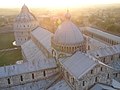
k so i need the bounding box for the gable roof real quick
[0,40,56,79]
[31,27,53,53]
[86,27,120,43]
[89,44,120,58]
[60,51,98,80]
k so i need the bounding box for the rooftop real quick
[86,27,120,43]
[89,44,120,58]
[60,51,97,80]
[90,83,117,90]
[31,27,53,53]
[48,80,71,90]
[0,40,56,78]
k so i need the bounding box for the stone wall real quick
[83,30,119,45]
[77,64,113,90]
[0,67,58,89]
[97,53,120,64]
[61,63,113,90]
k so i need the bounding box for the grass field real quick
[0,49,22,66]
[0,33,22,67]
[0,33,15,49]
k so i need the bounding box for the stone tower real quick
[13,4,39,46]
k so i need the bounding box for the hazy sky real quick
[0,0,120,8]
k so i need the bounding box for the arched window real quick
[101,67,103,71]
[72,47,74,51]
[115,73,118,77]
[103,58,105,63]
[111,56,113,60]
[88,45,90,50]
[107,74,109,79]
[20,75,23,81]
[32,73,34,79]
[83,81,85,86]
[91,70,93,74]
[72,78,74,85]
[43,71,46,77]
[95,77,97,82]
[7,78,11,84]
[66,72,69,80]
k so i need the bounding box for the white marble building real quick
[14,4,39,46]
[0,5,120,90]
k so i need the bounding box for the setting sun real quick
[0,0,120,8]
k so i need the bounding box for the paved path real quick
[0,47,19,52]
[0,29,13,34]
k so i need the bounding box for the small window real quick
[111,56,113,60]
[115,73,118,77]
[8,78,11,84]
[83,81,85,86]
[32,73,34,79]
[101,67,103,71]
[95,77,97,82]
[107,74,109,79]
[91,70,93,74]
[103,58,105,63]
[72,78,74,85]
[96,54,99,57]
[72,47,74,51]
[43,71,46,77]
[66,72,69,79]
[88,45,90,50]
[20,76,23,81]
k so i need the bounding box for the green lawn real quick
[0,33,15,49]
[0,33,22,67]
[0,49,22,66]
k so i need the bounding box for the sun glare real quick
[0,0,120,8]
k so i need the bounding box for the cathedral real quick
[0,5,120,90]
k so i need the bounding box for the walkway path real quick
[0,47,19,52]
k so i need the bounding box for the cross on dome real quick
[65,9,71,20]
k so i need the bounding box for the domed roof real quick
[54,20,84,45]
[15,4,37,22]
[53,10,84,45]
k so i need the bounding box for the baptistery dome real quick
[15,4,37,22]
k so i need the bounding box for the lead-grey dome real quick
[54,10,84,45]
[54,19,84,45]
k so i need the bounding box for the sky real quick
[0,0,120,8]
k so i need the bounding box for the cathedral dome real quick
[15,4,37,22]
[51,11,86,54]
[54,11,84,45]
